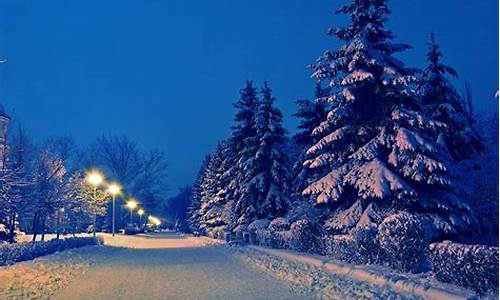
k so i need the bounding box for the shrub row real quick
[0,237,102,266]
[247,219,324,254]
[238,212,499,294]
[429,241,499,295]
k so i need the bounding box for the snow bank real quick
[0,237,101,266]
[429,241,499,294]
[243,245,477,300]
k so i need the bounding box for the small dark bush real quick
[0,237,101,266]
[323,234,364,264]
[429,241,499,294]
[284,219,323,254]
[254,229,283,248]
[233,224,248,241]
[248,219,270,233]
[351,225,383,264]
[377,212,428,272]
[268,217,290,232]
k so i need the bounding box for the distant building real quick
[0,104,10,170]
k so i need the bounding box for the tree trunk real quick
[8,212,16,243]
[93,213,97,237]
[56,212,60,239]
[41,216,46,241]
[32,213,39,241]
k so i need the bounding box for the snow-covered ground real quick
[0,233,477,300]
[0,244,108,299]
[0,233,311,299]
[231,245,425,300]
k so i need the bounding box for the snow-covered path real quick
[51,233,312,300]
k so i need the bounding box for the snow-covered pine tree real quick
[221,81,260,228]
[293,83,329,192]
[417,33,482,161]
[293,83,329,146]
[187,154,210,232]
[234,82,290,226]
[230,81,259,157]
[303,0,475,239]
[198,143,230,235]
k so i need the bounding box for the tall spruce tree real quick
[198,143,229,234]
[418,33,482,161]
[225,81,260,226]
[293,83,329,192]
[293,83,329,146]
[302,0,474,238]
[187,154,210,232]
[230,81,259,164]
[234,82,290,225]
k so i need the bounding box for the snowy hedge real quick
[248,219,324,253]
[0,237,101,266]
[377,212,429,272]
[283,219,323,253]
[429,241,499,294]
[248,219,270,232]
[323,235,364,264]
[351,225,382,264]
[254,229,283,248]
[268,217,290,232]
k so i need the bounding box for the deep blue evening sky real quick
[0,0,498,191]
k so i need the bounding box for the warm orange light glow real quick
[148,215,161,226]
[86,170,104,187]
[126,199,138,210]
[107,183,121,196]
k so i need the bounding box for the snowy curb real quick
[247,245,476,300]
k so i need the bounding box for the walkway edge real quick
[246,245,476,300]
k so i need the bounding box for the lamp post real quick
[137,208,144,227]
[126,199,138,224]
[107,183,121,237]
[86,170,104,237]
[56,207,64,239]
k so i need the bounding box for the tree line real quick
[0,130,169,243]
[188,0,498,247]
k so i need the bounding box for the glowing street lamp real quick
[126,198,138,223]
[86,170,104,237]
[107,183,121,237]
[148,215,161,227]
[137,208,145,226]
[86,170,104,187]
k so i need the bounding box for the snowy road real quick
[50,233,312,300]
[0,233,423,299]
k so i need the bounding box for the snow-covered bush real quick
[242,231,250,243]
[283,219,323,254]
[253,229,284,248]
[0,237,101,266]
[215,226,227,240]
[351,225,383,264]
[248,219,270,233]
[268,217,290,232]
[429,241,499,294]
[0,224,9,243]
[323,235,364,264]
[233,224,248,241]
[377,212,429,272]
